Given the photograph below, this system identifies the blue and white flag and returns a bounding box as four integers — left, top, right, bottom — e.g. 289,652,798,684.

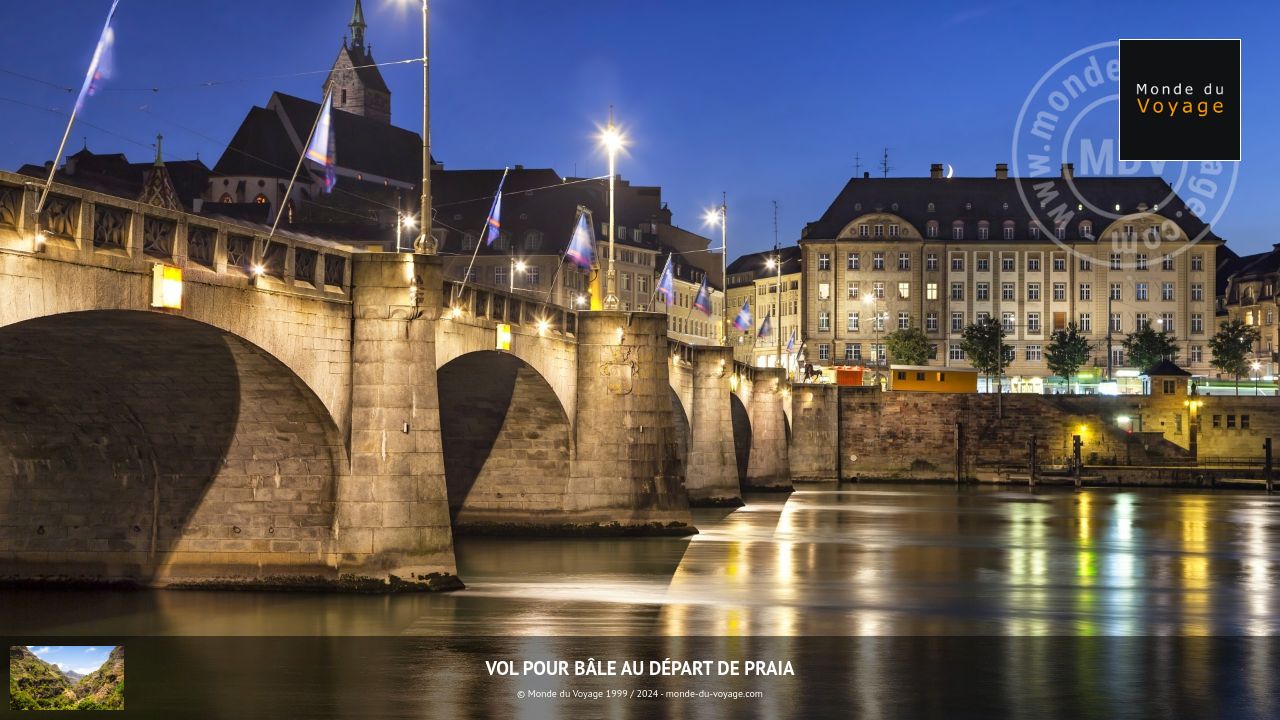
74,0,121,113
566,210,595,269
304,93,336,193
786,329,796,352
484,174,506,245
732,301,752,332
692,276,712,315
757,310,772,339
656,256,674,306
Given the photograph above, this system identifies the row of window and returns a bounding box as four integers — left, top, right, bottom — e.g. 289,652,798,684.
669,316,715,338
814,309,1209,336
813,342,1214,367
817,279,1206,304
817,251,1206,273
855,219,1171,242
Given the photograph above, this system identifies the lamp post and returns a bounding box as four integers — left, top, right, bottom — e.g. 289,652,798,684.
599,112,625,311
397,212,417,252
1253,360,1262,396
767,255,783,371
705,200,728,344
418,0,432,252
511,259,525,293
863,292,883,386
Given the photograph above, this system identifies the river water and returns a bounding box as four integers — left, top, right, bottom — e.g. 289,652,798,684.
5,484,1280,718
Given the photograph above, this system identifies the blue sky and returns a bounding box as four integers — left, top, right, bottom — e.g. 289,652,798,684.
1,1,1277,255
27,646,112,676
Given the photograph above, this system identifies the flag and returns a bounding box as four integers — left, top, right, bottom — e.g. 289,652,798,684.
74,0,121,113
483,174,506,245
786,329,796,352
757,310,772,339
732,301,752,332
305,93,336,193
566,211,595,269
656,256,674,306
692,276,712,315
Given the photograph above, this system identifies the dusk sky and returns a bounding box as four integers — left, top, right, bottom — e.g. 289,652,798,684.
3,0,1277,254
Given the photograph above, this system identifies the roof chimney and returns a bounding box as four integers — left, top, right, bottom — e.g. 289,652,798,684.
863,171,870,179
1061,162,1074,179
995,163,1008,180
930,163,944,179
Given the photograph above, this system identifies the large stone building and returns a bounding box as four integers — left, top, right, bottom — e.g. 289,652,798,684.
726,247,802,369
1219,243,1280,380
658,246,724,346
798,163,1224,391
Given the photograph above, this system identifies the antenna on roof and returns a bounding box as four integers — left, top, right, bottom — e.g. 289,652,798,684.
772,200,779,252
853,153,862,177
880,147,891,178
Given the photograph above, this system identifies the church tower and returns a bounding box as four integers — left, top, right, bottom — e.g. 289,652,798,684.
323,0,392,123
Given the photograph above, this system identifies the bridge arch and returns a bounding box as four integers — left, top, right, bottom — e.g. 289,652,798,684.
730,393,752,486
0,253,352,437
0,310,346,584
436,350,572,530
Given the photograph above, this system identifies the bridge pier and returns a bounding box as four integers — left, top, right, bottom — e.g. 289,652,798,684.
683,346,742,506
338,254,461,590
745,368,793,492
563,312,695,534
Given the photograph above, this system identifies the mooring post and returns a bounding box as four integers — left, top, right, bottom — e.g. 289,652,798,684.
1073,434,1083,489
1265,437,1273,493
1028,434,1037,489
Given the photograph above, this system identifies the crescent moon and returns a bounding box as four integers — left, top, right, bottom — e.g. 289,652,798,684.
945,164,954,179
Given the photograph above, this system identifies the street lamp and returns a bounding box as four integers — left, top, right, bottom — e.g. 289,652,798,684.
863,292,883,386
704,200,728,344
511,259,526,293
392,0,433,252
766,255,783,371
396,212,417,252
1252,360,1262,396
598,113,626,311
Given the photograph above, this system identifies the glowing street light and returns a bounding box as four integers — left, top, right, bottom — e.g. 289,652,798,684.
510,259,526,292
598,111,627,311
395,0,433,253
704,200,727,343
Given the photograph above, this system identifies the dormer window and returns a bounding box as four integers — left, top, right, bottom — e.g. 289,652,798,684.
926,220,938,238
977,221,990,240
927,202,936,213
1079,220,1093,238
1002,220,1015,240
952,221,964,240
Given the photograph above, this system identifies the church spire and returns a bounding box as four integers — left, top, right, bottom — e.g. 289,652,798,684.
349,0,367,49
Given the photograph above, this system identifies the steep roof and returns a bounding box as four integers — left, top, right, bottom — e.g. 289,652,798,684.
1143,359,1191,377
212,92,420,182
802,174,1220,244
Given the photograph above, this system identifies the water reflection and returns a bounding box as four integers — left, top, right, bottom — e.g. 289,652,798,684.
3,486,1280,637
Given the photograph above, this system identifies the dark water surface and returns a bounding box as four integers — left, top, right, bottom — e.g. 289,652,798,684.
4,484,1280,718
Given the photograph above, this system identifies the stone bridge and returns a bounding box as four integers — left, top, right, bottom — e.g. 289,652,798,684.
0,172,790,591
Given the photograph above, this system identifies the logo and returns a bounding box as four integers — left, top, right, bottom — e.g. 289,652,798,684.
1011,41,1238,269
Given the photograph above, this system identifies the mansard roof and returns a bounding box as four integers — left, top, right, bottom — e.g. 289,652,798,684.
802,174,1220,244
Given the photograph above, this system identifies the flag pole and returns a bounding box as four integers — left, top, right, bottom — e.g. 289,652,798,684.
456,167,508,306
36,0,121,218
269,87,333,241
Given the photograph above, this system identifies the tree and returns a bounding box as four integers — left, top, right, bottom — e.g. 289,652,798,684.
960,318,1012,384
1122,324,1179,373
1209,318,1261,395
1046,322,1093,391
884,327,931,366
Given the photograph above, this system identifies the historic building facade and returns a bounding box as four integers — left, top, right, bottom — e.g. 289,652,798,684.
1219,244,1280,380
797,163,1224,390
726,247,802,369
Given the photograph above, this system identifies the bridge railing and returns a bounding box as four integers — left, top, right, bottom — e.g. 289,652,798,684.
442,279,577,336
0,171,354,300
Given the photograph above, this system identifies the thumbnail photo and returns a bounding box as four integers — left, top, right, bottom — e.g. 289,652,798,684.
9,646,124,711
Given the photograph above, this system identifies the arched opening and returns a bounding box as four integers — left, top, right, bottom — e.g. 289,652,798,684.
730,394,752,485
0,311,344,583
437,351,571,530
668,388,689,477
